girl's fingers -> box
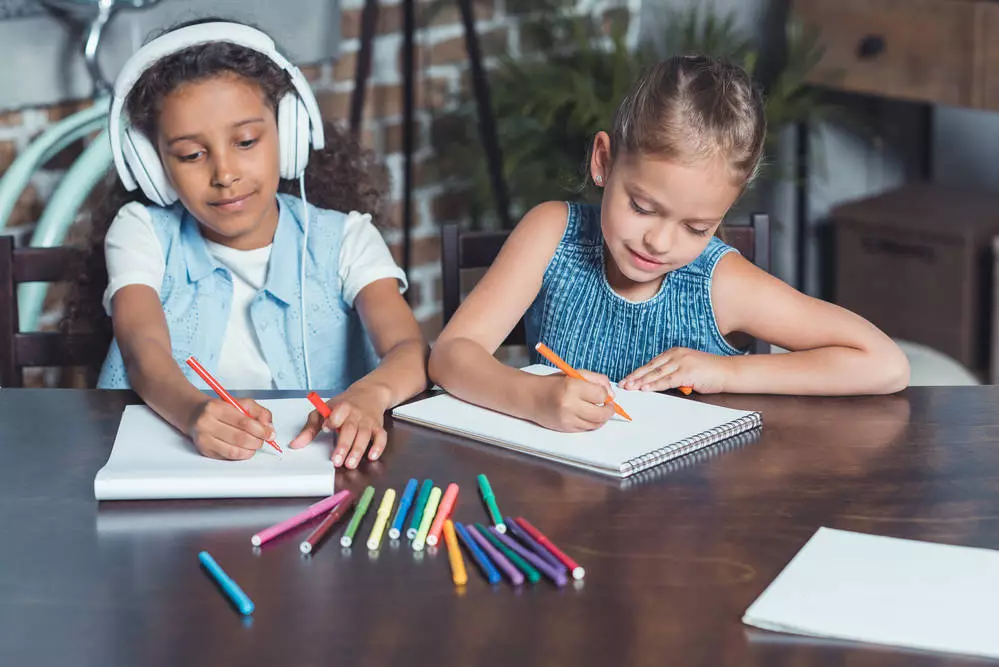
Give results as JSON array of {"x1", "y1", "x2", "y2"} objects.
[
  {"x1": 332, "y1": 421, "x2": 359, "y2": 468},
  {"x1": 369, "y1": 428, "x2": 388, "y2": 461},
  {"x1": 289, "y1": 411, "x2": 324, "y2": 449},
  {"x1": 346, "y1": 426, "x2": 372, "y2": 469}
]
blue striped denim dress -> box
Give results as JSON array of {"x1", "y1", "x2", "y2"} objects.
[{"x1": 524, "y1": 201, "x2": 741, "y2": 382}]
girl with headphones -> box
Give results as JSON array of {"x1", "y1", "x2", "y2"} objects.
[{"x1": 87, "y1": 19, "x2": 427, "y2": 468}]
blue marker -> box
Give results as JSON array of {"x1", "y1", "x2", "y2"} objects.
[
  {"x1": 454, "y1": 522, "x2": 501, "y2": 585},
  {"x1": 389, "y1": 478, "x2": 419, "y2": 540},
  {"x1": 199, "y1": 551, "x2": 254, "y2": 616}
]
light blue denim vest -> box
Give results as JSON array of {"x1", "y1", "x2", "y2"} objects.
[
  {"x1": 525, "y1": 201, "x2": 741, "y2": 382},
  {"x1": 97, "y1": 193, "x2": 378, "y2": 392}
]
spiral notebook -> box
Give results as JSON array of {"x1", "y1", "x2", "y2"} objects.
[{"x1": 392, "y1": 365, "x2": 761, "y2": 478}]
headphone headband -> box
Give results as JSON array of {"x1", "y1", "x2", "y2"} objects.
[{"x1": 109, "y1": 21, "x2": 325, "y2": 192}]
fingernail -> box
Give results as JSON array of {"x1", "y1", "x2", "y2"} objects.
[
  {"x1": 333, "y1": 454, "x2": 343, "y2": 466},
  {"x1": 321, "y1": 425, "x2": 331, "y2": 434},
  {"x1": 369, "y1": 450, "x2": 379, "y2": 460},
  {"x1": 348, "y1": 456, "x2": 358, "y2": 468}
]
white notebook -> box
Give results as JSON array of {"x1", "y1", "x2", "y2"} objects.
[
  {"x1": 392, "y1": 365, "x2": 761, "y2": 478},
  {"x1": 94, "y1": 399, "x2": 335, "y2": 500},
  {"x1": 743, "y1": 527, "x2": 999, "y2": 660}
]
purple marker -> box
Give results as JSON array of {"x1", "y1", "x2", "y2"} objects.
[
  {"x1": 490, "y1": 526, "x2": 568, "y2": 587},
  {"x1": 466, "y1": 524, "x2": 523, "y2": 586},
  {"x1": 504, "y1": 516, "x2": 567, "y2": 575}
]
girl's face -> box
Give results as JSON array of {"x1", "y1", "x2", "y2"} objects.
[
  {"x1": 589, "y1": 131, "x2": 742, "y2": 299},
  {"x1": 155, "y1": 73, "x2": 282, "y2": 250}
]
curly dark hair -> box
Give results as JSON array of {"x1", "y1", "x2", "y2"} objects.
[{"x1": 65, "y1": 18, "x2": 388, "y2": 339}]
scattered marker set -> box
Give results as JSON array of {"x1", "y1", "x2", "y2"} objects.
[{"x1": 199, "y1": 474, "x2": 585, "y2": 616}]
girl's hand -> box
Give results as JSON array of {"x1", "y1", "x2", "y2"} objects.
[
  {"x1": 530, "y1": 369, "x2": 616, "y2": 432},
  {"x1": 290, "y1": 385, "x2": 390, "y2": 469},
  {"x1": 620, "y1": 348, "x2": 732, "y2": 394},
  {"x1": 187, "y1": 398, "x2": 275, "y2": 460}
]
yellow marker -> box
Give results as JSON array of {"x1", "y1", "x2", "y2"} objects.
[
  {"x1": 365, "y1": 488, "x2": 396, "y2": 551},
  {"x1": 443, "y1": 520, "x2": 467, "y2": 586},
  {"x1": 412, "y1": 486, "x2": 442, "y2": 551}
]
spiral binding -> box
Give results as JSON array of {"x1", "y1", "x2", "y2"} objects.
[
  {"x1": 618, "y1": 426, "x2": 761, "y2": 489},
  {"x1": 619, "y1": 412, "x2": 763, "y2": 477}
]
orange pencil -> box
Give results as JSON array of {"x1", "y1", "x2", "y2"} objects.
[{"x1": 534, "y1": 343, "x2": 632, "y2": 422}]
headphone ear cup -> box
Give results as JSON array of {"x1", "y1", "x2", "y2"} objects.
[
  {"x1": 122, "y1": 127, "x2": 177, "y2": 206},
  {"x1": 277, "y1": 92, "x2": 311, "y2": 180}
]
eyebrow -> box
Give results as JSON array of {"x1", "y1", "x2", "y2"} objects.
[
  {"x1": 629, "y1": 186, "x2": 720, "y2": 224},
  {"x1": 165, "y1": 118, "x2": 266, "y2": 146}
]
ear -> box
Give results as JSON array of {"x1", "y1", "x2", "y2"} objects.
[{"x1": 590, "y1": 131, "x2": 612, "y2": 187}]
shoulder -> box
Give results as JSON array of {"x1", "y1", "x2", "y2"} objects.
[
  {"x1": 508, "y1": 200, "x2": 570, "y2": 249},
  {"x1": 106, "y1": 201, "x2": 159, "y2": 248},
  {"x1": 676, "y1": 236, "x2": 738, "y2": 280}
]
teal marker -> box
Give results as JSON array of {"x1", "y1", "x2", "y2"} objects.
[
  {"x1": 341, "y1": 485, "x2": 376, "y2": 548},
  {"x1": 199, "y1": 551, "x2": 254, "y2": 615},
  {"x1": 406, "y1": 479, "x2": 433, "y2": 539},
  {"x1": 477, "y1": 474, "x2": 506, "y2": 533}
]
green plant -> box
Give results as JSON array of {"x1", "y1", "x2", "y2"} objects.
[{"x1": 430, "y1": 3, "x2": 837, "y2": 229}]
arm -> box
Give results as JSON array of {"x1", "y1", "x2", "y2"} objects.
[
  {"x1": 429, "y1": 201, "x2": 616, "y2": 430},
  {"x1": 624, "y1": 253, "x2": 909, "y2": 395},
  {"x1": 290, "y1": 278, "x2": 428, "y2": 468},
  {"x1": 348, "y1": 277, "x2": 428, "y2": 409},
  {"x1": 714, "y1": 253, "x2": 909, "y2": 394},
  {"x1": 112, "y1": 286, "x2": 274, "y2": 458}
]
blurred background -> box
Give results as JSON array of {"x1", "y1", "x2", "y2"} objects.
[{"x1": 0, "y1": 0, "x2": 991, "y2": 388}]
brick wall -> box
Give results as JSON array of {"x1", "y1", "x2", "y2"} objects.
[{"x1": 0, "y1": 0, "x2": 640, "y2": 384}]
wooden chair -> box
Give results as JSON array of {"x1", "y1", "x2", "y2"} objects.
[
  {"x1": 441, "y1": 212, "x2": 772, "y2": 354},
  {"x1": 0, "y1": 235, "x2": 111, "y2": 387}
]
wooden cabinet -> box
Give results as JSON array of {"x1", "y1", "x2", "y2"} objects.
[
  {"x1": 792, "y1": 0, "x2": 999, "y2": 110},
  {"x1": 832, "y1": 184, "x2": 999, "y2": 378}
]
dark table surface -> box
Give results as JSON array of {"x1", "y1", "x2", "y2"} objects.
[{"x1": 2, "y1": 386, "x2": 998, "y2": 666}]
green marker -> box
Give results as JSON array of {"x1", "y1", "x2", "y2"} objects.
[
  {"x1": 476, "y1": 522, "x2": 541, "y2": 584},
  {"x1": 340, "y1": 485, "x2": 376, "y2": 547},
  {"x1": 406, "y1": 479, "x2": 434, "y2": 539},
  {"x1": 477, "y1": 474, "x2": 505, "y2": 533},
  {"x1": 412, "y1": 486, "x2": 442, "y2": 552}
]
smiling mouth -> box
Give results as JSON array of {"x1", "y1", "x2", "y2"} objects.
[
  {"x1": 627, "y1": 247, "x2": 666, "y2": 266},
  {"x1": 209, "y1": 192, "x2": 254, "y2": 208}
]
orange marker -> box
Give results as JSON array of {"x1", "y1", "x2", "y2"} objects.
[
  {"x1": 679, "y1": 386, "x2": 693, "y2": 395},
  {"x1": 426, "y1": 483, "x2": 459, "y2": 547},
  {"x1": 534, "y1": 343, "x2": 632, "y2": 422},
  {"x1": 186, "y1": 356, "x2": 282, "y2": 453},
  {"x1": 443, "y1": 520, "x2": 468, "y2": 586}
]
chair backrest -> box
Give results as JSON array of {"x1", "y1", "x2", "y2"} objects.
[
  {"x1": 0, "y1": 235, "x2": 111, "y2": 387},
  {"x1": 440, "y1": 212, "x2": 772, "y2": 353}
]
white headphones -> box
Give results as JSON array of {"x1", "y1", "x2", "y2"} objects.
[
  {"x1": 109, "y1": 21, "x2": 326, "y2": 207},
  {"x1": 109, "y1": 21, "x2": 325, "y2": 389}
]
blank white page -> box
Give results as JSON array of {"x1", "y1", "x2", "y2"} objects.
[
  {"x1": 392, "y1": 365, "x2": 759, "y2": 477},
  {"x1": 94, "y1": 399, "x2": 335, "y2": 500},
  {"x1": 743, "y1": 527, "x2": 999, "y2": 660}
]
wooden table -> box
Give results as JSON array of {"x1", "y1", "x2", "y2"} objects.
[{"x1": 1, "y1": 387, "x2": 998, "y2": 666}]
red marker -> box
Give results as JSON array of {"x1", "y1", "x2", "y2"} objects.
[
  {"x1": 307, "y1": 391, "x2": 331, "y2": 419},
  {"x1": 514, "y1": 517, "x2": 585, "y2": 580},
  {"x1": 185, "y1": 356, "x2": 282, "y2": 454}
]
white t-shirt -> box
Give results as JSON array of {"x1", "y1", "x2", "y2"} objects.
[{"x1": 103, "y1": 201, "x2": 407, "y2": 389}]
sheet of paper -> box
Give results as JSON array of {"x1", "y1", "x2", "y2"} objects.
[
  {"x1": 743, "y1": 527, "x2": 999, "y2": 660},
  {"x1": 392, "y1": 364, "x2": 760, "y2": 477},
  {"x1": 94, "y1": 398, "x2": 335, "y2": 500}
]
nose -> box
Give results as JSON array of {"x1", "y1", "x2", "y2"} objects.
[
  {"x1": 211, "y1": 150, "x2": 240, "y2": 189},
  {"x1": 643, "y1": 222, "x2": 676, "y2": 257}
]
